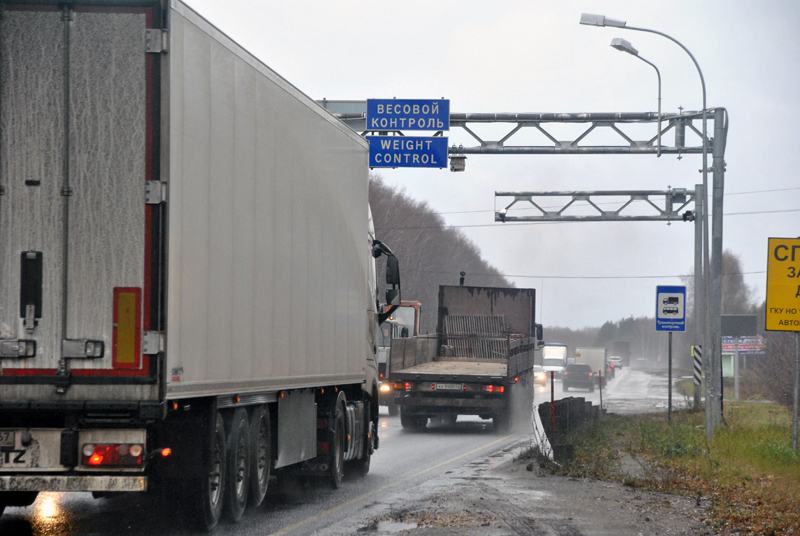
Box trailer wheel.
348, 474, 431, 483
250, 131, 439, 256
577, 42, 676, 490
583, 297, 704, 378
248, 405, 271, 507
188, 411, 226, 531
329, 395, 346, 489
225, 408, 250, 522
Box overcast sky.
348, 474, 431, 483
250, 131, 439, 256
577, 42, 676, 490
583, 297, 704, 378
183, 0, 800, 329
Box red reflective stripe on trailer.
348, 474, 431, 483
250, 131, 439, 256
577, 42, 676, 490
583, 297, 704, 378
2, 358, 151, 377
113, 287, 142, 369
2, 368, 57, 376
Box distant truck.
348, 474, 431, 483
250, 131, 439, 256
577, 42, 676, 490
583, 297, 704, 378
541, 343, 568, 379
575, 347, 610, 386
390, 286, 542, 431
378, 301, 422, 415
611, 340, 632, 367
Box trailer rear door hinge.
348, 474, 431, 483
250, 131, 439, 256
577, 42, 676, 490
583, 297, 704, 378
142, 331, 163, 355
145, 181, 166, 204
145, 29, 168, 53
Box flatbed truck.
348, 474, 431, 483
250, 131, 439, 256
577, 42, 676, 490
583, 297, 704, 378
390, 286, 541, 431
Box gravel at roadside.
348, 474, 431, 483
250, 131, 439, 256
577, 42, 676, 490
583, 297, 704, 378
356, 437, 717, 536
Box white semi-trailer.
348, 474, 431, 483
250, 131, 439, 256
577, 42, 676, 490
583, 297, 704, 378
0, 1, 400, 530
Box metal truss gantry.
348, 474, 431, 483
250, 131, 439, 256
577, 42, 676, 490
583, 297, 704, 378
324, 101, 727, 434
494, 189, 696, 222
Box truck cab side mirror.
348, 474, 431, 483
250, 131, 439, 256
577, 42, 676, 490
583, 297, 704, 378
385, 255, 400, 286
535, 323, 544, 347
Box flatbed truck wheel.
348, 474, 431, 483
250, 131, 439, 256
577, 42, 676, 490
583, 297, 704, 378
225, 408, 251, 522
248, 405, 271, 507
400, 411, 427, 431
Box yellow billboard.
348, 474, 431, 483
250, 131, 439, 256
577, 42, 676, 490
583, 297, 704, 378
766, 237, 800, 331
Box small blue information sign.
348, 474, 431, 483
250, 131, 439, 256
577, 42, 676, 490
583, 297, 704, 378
367, 136, 448, 168
366, 99, 449, 131
656, 285, 686, 332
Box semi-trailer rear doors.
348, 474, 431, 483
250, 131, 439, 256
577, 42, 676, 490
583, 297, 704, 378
0, 4, 162, 397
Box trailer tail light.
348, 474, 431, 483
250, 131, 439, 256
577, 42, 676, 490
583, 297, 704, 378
394, 382, 415, 391
81, 443, 144, 467
481, 385, 504, 393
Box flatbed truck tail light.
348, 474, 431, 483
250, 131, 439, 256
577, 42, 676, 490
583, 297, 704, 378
481, 385, 504, 393
81, 443, 144, 467
394, 381, 415, 391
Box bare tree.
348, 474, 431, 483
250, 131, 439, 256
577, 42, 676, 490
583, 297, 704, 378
370, 174, 510, 334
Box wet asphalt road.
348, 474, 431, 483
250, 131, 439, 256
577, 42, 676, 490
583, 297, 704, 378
0, 368, 681, 535
0, 412, 525, 535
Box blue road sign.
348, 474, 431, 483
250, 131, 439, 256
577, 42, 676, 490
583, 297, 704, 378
366, 99, 449, 131
367, 136, 448, 168
656, 285, 686, 332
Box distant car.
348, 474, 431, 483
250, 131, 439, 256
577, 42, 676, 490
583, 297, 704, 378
609, 356, 622, 370
533, 365, 547, 385
563, 363, 594, 392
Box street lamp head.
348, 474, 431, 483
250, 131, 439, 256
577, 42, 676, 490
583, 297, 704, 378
610, 37, 638, 56
580, 13, 626, 28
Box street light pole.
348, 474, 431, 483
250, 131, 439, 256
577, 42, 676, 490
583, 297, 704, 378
609, 38, 662, 157
580, 14, 720, 437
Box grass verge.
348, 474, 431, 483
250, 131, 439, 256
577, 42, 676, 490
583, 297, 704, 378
557, 402, 800, 535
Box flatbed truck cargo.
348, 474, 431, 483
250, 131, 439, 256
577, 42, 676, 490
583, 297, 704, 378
0, 0, 400, 530
390, 286, 542, 431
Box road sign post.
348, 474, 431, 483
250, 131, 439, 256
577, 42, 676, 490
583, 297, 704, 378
656, 286, 686, 424
766, 237, 800, 451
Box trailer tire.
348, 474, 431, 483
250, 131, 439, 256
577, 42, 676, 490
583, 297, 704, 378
188, 411, 226, 531
248, 405, 271, 507
329, 395, 346, 489
225, 408, 250, 522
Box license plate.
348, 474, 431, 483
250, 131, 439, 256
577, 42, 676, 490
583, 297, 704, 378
0, 431, 14, 449
434, 383, 462, 390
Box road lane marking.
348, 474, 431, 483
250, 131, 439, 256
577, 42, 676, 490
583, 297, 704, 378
269, 433, 516, 535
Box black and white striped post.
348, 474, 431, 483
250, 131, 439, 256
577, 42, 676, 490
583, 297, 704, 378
693, 345, 702, 411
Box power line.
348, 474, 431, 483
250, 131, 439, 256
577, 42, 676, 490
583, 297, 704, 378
404, 268, 766, 281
